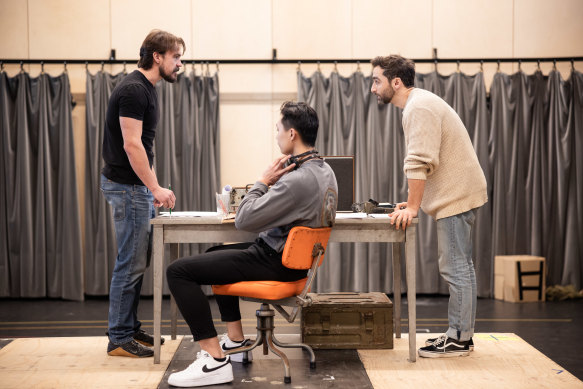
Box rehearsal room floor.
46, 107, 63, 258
0, 295, 582, 388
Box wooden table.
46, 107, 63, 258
151, 215, 418, 363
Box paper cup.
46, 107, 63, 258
216, 193, 230, 218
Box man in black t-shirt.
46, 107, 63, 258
101, 30, 184, 358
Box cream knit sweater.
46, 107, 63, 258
402, 88, 487, 220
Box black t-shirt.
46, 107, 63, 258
102, 70, 159, 185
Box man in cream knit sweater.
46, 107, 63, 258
371, 55, 488, 358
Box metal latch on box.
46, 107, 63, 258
364, 312, 374, 331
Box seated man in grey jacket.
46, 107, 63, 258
166, 101, 338, 388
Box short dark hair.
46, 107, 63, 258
371, 55, 415, 87
280, 101, 319, 147
138, 29, 186, 70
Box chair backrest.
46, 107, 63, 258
281, 227, 332, 270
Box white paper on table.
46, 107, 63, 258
158, 211, 219, 217
334, 212, 368, 219
368, 214, 392, 219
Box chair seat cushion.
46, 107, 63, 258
212, 278, 308, 300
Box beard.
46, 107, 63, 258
160, 66, 179, 83
377, 85, 395, 105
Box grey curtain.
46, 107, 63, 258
489, 70, 583, 289
565, 71, 583, 287
0, 71, 83, 300
298, 68, 583, 297
84, 71, 220, 296
84, 70, 126, 295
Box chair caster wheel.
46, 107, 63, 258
284, 376, 291, 384
310, 361, 316, 369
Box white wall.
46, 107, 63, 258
1, 0, 582, 201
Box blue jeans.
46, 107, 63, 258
436, 209, 477, 342
101, 175, 155, 345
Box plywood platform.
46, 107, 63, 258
0, 333, 581, 389
359, 333, 583, 389
0, 336, 182, 389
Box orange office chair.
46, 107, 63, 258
212, 226, 332, 384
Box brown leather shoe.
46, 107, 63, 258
107, 339, 153, 358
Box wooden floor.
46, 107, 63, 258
1, 333, 582, 388
0, 336, 182, 389
359, 333, 583, 389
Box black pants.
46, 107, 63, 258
166, 241, 307, 341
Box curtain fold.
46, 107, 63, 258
0, 71, 83, 300
564, 70, 583, 286
84, 71, 220, 296
299, 68, 583, 296
490, 70, 583, 288
84, 70, 126, 295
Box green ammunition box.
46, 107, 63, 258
301, 292, 393, 349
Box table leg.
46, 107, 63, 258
392, 243, 402, 338
170, 243, 180, 340
153, 224, 164, 364
405, 225, 417, 362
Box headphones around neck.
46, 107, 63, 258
284, 150, 320, 170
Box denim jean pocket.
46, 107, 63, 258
463, 209, 476, 226
102, 190, 126, 221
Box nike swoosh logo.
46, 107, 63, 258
221, 342, 247, 351
202, 360, 231, 373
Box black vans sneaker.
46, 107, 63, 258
418, 335, 470, 358
426, 335, 474, 351
133, 329, 165, 347
107, 339, 154, 358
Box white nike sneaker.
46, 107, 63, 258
167, 350, 233, 387
219, 334, 253, 363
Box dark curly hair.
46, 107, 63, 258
371, 55, 415, 87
